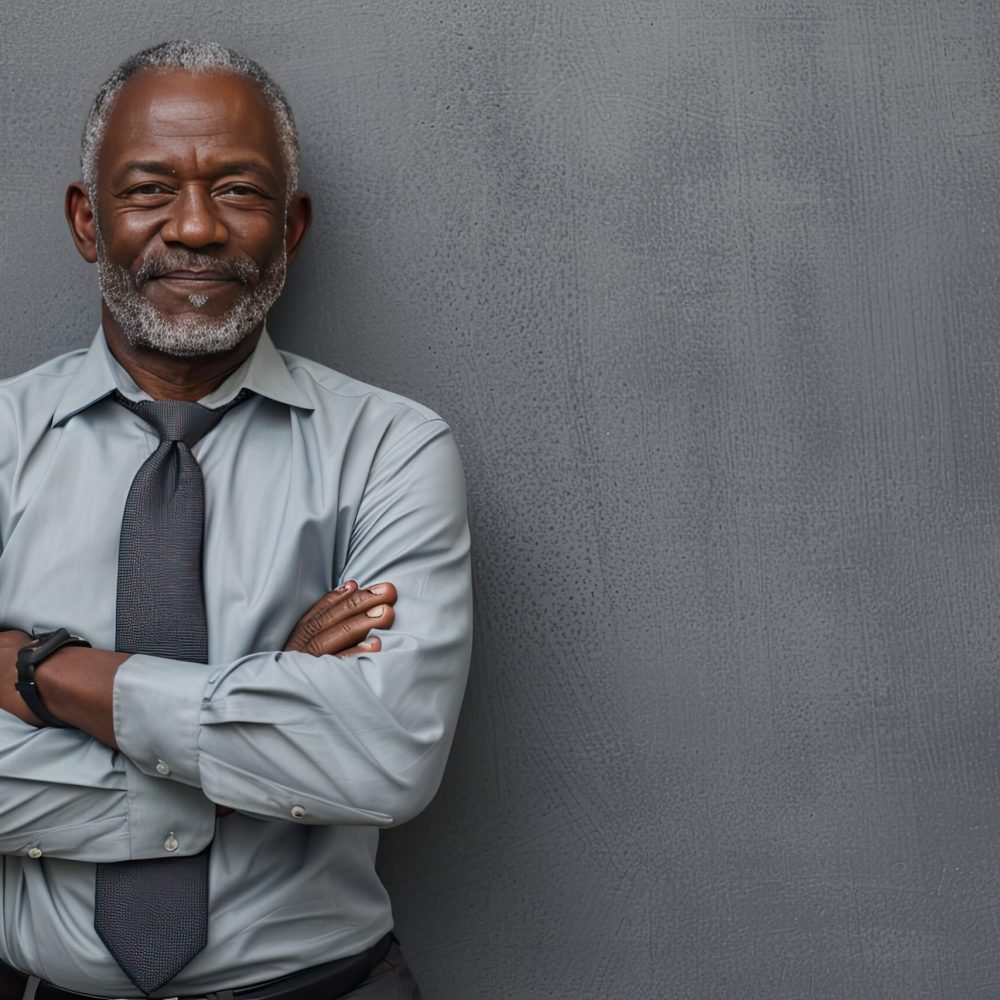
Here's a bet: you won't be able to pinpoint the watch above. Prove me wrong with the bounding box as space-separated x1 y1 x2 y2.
15 628 91 728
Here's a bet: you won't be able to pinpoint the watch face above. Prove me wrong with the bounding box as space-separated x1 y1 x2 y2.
26 630 66 658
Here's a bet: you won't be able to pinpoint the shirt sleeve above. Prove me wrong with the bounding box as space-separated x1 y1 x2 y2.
0 709 217 861
114 418 473 827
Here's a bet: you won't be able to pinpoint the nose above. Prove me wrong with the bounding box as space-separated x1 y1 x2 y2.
160 184 229 248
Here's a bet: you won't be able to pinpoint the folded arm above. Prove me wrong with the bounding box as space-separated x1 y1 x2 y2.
117 420 473 826
7 418 472 831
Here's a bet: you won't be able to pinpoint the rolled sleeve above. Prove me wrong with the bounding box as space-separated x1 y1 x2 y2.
114 654 211 789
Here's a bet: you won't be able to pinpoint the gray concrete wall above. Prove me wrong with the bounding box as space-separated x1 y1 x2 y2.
3 1 999 997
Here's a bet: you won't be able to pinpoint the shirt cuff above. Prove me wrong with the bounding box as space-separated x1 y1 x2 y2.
114 654 210 790
120 754 216 859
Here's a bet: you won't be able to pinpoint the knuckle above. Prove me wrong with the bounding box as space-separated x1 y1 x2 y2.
313 610 336 631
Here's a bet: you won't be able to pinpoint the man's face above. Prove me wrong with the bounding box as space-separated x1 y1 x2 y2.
91 69 292 357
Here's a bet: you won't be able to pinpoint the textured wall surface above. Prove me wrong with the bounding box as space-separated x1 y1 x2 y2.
3 1 1000 997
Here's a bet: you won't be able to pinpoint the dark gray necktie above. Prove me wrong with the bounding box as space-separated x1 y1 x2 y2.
94 389 250 996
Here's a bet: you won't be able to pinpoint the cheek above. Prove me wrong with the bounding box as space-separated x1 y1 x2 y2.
101 213 166 264
225 215 285 257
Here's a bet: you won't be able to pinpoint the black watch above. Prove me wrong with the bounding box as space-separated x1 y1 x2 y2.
15 628 91 728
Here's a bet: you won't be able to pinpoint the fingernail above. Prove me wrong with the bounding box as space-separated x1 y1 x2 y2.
336 581 355 593
366 605 385 618
369 584 386 596
360 638 378 649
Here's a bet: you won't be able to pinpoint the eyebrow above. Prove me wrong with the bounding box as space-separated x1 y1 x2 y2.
114 159 278 183
116 160 177 178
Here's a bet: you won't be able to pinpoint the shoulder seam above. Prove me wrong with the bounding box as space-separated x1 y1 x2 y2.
282 359 440 423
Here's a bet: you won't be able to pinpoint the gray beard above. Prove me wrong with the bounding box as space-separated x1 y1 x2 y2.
96 231 287 358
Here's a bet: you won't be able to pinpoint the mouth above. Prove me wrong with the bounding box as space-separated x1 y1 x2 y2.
153 270 239 283
147 272 242 295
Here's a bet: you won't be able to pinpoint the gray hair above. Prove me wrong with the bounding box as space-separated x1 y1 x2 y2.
81 40 300 203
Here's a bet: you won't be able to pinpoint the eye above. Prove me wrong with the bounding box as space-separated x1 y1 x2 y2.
218 184 265 198
125 183 172 196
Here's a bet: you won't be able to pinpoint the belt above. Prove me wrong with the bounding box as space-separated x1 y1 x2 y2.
0 933 393 1000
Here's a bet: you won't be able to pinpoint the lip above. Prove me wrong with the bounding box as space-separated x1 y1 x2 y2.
154 271 237 282
148 273 240 293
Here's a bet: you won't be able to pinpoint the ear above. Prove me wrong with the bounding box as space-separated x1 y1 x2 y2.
284 190 312 265
66 182 99 263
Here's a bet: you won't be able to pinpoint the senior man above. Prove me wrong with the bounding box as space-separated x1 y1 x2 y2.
0 40 471 1000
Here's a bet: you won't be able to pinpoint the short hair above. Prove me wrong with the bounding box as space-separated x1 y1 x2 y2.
81 40 299 203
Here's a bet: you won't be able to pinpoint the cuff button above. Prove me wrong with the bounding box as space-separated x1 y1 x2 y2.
27 848 42 859
164 834 179 853
291 805 306 819
155 760 170 776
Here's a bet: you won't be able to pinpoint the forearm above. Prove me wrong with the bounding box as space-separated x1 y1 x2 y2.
34 644 128 748
115 614 471 826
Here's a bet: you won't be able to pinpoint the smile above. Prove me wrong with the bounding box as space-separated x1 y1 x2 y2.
154 271 238 283
148 274 241 295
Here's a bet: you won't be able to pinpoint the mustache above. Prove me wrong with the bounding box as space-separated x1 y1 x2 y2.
134 251 260 287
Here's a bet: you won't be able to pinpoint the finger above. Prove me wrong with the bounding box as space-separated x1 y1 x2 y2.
363 581 397 606
290 580 359 642
304 605 396 657
334 635 382 659
309 604 395 657
305 583 398 636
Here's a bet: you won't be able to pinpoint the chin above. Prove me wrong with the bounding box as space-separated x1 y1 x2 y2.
121 311 260 358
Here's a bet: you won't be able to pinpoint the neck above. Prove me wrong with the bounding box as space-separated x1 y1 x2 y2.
101 305 263 402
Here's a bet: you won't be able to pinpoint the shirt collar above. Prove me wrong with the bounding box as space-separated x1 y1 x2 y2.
52 326 314 427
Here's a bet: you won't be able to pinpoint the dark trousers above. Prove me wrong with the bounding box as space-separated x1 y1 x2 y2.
6 939 420 1000
341 941 421 999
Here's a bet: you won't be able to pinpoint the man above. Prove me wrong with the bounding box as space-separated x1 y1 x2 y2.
0 40 471 1000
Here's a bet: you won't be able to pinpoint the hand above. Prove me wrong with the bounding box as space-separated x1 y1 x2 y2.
0 629 39 725
284 580 397 657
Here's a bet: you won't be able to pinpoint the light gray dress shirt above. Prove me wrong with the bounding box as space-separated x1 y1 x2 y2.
0 328 472 996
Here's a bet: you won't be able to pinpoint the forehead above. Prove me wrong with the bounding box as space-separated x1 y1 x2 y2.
99 68 284 177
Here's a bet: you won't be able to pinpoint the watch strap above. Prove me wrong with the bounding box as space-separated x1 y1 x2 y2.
15 628 91 728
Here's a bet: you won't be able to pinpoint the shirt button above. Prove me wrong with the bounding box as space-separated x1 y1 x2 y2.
291 805 306 819
155 760 170 776
164 834 179 853
27 848 42 859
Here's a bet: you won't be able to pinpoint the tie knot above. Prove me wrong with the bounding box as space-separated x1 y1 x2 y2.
114 390 251 447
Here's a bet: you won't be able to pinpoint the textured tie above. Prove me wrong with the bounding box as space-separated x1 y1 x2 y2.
94 389 250 996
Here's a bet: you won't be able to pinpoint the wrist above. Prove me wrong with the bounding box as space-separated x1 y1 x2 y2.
0 632 36 725
35 645 130 747
15 628 91 728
